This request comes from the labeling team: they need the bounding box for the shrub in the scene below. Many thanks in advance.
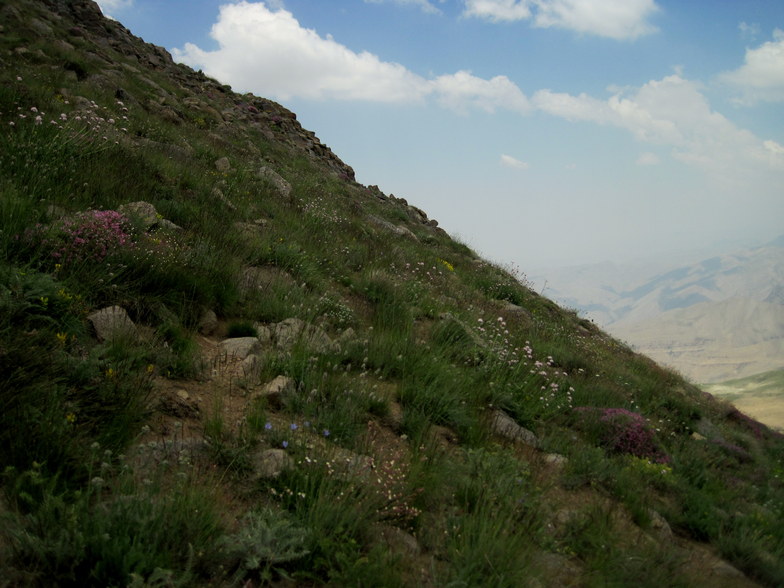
[574,407,670,463]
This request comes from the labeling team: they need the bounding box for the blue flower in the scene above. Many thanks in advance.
[282,440,289,448]
[323,429,330,437]
[264,422,272,430]
[290,423,298,431]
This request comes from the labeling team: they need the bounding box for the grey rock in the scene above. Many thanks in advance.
[214,156,231,172]
[385,401,405,432]
[219,337,261,359]
[544,453,568,467]
[367,214,418,240]
[371,524,421,557]
[491,409,538,447]
[501,301,533,321]
[251,375,295,409]
[119,200,158,230]
[648,509,673,538]
[87,306,137,342]
[211,186,235,210]
[158,389,200,419]
[197,309,218,336]
[711,559,746,579]
[236,354,262,379]
[257,166,292,198]
[254,448,293,479]
[274,318,338,353]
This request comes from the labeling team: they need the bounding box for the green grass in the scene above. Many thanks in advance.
[2,2,784,585]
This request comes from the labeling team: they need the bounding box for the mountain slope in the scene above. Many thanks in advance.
[613,298,784,383]
[1,1,783,586]
[536,241,784,383]
[704,369,784,432]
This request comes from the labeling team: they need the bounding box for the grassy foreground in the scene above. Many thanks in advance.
[1,1,783,586]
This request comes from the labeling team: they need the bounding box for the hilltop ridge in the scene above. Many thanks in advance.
[1,1,784,586]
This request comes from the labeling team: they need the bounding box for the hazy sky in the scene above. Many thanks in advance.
[97,0,784,270]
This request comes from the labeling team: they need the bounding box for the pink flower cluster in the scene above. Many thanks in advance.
[575,406,670,463]
[52,210,135,264]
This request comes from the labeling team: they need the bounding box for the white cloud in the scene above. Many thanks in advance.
[364,0,445,14]
[173,1,530,114]
[431,71,530,113]
[463,0,659,40]
[719,29,784,104]
[531,89,614,123]
[463,0,533,22]
[738,21,760,41]
[95,0,133,15]
[532,0,659,40]
[636,152,659,165]
[532,75,783,176]
[500,154,529,169]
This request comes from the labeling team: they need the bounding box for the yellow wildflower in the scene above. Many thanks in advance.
[438,259,455,272]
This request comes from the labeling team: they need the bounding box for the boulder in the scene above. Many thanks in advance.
[491,410,538,448]
[214,156,231,172]
[251,375,295,409]
[87,305,137,342]
[257,166,292,199]
[273,318,338,354]
[219,336,261,359]
[253,448,292,479]
[197,309,218,336]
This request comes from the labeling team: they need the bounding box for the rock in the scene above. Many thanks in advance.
[273,318,338,354]
[371,524,421,557]
[29,18,53,36]
[331,448,375,478]
[87,306,137,342]
[254,448,292,479]
[648,509,673,538]
[236,354,261,379]
[255,324,273,345]
[133,437,204,467]
[250,375,295,409]
[197,309,218,335]
[532,551,582,588]
[367,214,418,240]
[491,410,538,447]
[257,166,292,198]
[118,200,158,230]
[155,218,182,231]
[239,266,296,296]
[544,453,568,467]
[385,402,405,432]
[158,389,200,418]
[501,301,533,321]
[211,186,235,210]
[711,559,746,579]
[214,156,231,172]
[219,336,261,359]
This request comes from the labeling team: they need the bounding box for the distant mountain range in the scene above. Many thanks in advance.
[533,236,784,383]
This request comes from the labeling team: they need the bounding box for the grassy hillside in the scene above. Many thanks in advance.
[704,370,784,432]
[1,1,783,586]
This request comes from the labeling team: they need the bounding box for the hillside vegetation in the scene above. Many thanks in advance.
[1,1,783,586]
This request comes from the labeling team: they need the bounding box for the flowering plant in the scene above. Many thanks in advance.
[574,406,670,463]
[20,209,135,269]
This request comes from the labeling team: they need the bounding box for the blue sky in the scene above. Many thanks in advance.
[97,0,784,270]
